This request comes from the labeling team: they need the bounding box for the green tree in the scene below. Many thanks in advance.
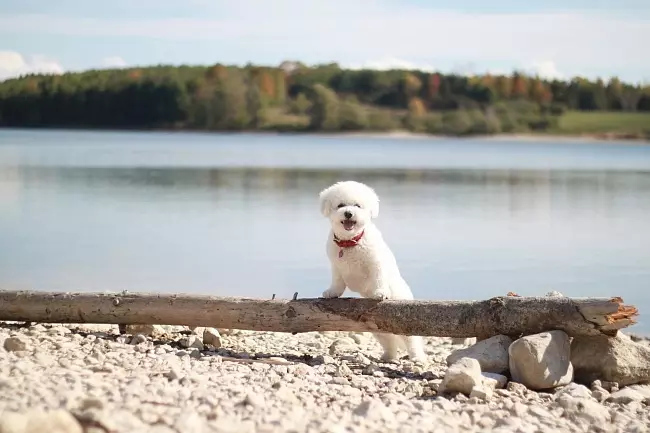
[338,96,368,131]
[309,84,340,131]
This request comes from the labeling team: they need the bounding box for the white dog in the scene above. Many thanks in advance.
[319,180,427,363]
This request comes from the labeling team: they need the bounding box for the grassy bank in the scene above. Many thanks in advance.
[259,106,650,141]
[550,111,650,139]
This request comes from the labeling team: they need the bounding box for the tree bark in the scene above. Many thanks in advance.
[0,290,638,338]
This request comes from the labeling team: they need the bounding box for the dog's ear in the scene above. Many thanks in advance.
[367,187,380,219]
[319,187,332,218]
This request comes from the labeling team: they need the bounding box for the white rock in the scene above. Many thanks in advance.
[124,324,162,336]
[606,385,650,404]
[353,399,391,421]
[129,334,147,345]
[179,335,204,350]
[528,405,553,419]
[1,409,84,433]
[329,338,356,355]
[571,333,650,386]
[202,328,222,348]
[3,336,29,352]
[546,291,565,297]
[555,383,593,400]
[189,326,205,336]
[0,411,28,433]
[591,388,610,402]
[557,395,610,424]
[243,392,265,408]
[335,363,352,377]
[509,331,573,390]
[446,335,512,374]
[481,372,508,389]
[439,357,483,395]
[451,338,477,346]
[469,385,493,401]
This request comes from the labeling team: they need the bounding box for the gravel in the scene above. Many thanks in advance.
[1,322,649,433]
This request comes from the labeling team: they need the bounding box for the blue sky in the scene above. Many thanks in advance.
[1,0,649,83]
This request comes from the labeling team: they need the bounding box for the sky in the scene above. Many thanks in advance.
[1,0,649,83]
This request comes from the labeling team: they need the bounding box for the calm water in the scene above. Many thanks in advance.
[1,129,650,334]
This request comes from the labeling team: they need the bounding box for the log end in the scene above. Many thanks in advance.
[602,297,638,331]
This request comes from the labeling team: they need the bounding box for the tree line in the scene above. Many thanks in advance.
[0,61,649,136]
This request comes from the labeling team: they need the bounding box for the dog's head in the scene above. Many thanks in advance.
[319,181,379,237]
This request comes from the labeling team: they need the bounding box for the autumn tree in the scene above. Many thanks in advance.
[511,72,528,99]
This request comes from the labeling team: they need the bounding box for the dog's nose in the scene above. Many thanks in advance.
[344,211,353,219]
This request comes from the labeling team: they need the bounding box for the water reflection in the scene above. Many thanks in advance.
[5,165,650,222]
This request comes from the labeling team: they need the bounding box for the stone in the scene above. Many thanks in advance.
[571,333,650,386]
[0,411,28,433]
[555,383,593,400]
[329,338,356,355]
[189,326,205,336]
[202,328,222,348]
[179,336,204,350]
[3,337,29,352]
[446,335,512,374]
[439,357,483,395]
[469,385,493,401]
[528,406,553,419]
[509,331,573,390]
[362,364,380,376]
[546,290,565,297]
[451,338,477,346]
[335,363,352,377]
[591,388,610,402]
[313,355,336,365]
[558,395,610,424]
[78,397,104,411]
[481,372,508,389]
[129,334,147,345]
[165,367,185,381]
[124,324,162,336]
[6,409,85,433]
[353,399,390,420]
[506,381,528,394]
[242,392,265,408]
[606,385,650,404]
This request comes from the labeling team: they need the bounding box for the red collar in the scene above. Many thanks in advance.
[333,230,365,248]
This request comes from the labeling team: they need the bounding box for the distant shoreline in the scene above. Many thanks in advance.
[2,126,649,145]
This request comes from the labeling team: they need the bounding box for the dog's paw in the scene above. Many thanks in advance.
[321,288,342,299]
[409,353,428,365]
[370,289,391,300]
[380,352,400,363]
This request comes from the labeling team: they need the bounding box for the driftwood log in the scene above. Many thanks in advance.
[0,290,638,339]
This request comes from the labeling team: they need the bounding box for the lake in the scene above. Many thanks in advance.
[1,128,649,335]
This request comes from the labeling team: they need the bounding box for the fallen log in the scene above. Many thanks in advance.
[0,290,638,339]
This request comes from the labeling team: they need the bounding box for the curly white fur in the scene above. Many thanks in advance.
[318,180,427,363]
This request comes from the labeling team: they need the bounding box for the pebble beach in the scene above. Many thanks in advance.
[1,321,650,433]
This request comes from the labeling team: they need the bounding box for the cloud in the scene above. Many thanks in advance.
[0,1,648,81]
[100,56,128,68]
[346,57,435,72]
[524,61,564,80]
[0,51,64,81]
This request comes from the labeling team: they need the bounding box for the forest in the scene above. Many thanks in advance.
[1,61,649,138]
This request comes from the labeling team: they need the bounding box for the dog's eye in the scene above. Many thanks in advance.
[337,203,345,209]
[354,204,361,208]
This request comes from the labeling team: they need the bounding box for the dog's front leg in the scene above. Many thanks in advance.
[367,273,391,300]
[321,266,346,298]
